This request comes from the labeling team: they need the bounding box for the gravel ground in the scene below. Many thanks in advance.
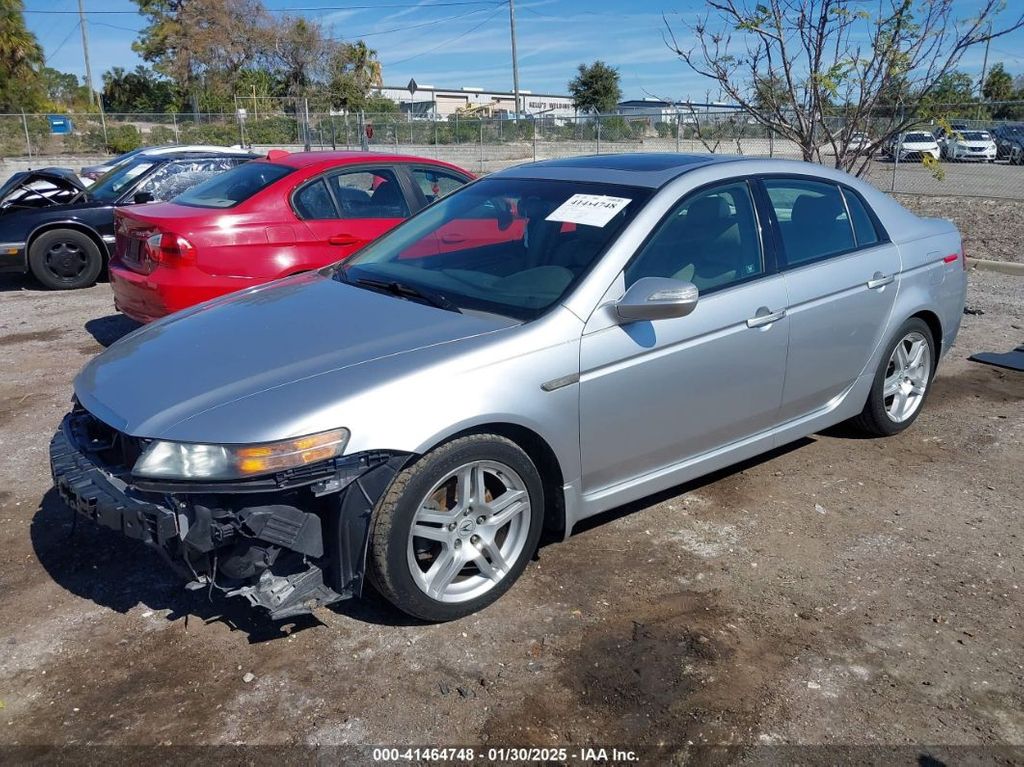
[0,264,1021,757]
[899,195,1024,264]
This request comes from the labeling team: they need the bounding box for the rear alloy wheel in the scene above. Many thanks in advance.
[368,434,544,621]
[28,229,103,290]
[851,318,935,436]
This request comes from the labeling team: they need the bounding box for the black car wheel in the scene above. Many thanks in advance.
[28,229,103,290]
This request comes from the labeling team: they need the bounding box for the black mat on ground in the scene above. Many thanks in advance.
[969,344,1024,372]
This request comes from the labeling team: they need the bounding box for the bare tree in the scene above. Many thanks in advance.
[665,0,1024,175]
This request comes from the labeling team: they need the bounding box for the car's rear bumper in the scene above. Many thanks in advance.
[49,409,410,619]
[109,262,258,323]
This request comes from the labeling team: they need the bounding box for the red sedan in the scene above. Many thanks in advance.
[109,151,474,322]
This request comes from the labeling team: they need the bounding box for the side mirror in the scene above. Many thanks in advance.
[133,191,155,204]
[614,277,699,323]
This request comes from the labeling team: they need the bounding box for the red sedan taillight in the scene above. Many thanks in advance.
[143,232,196,267]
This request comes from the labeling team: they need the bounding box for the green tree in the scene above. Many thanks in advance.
[0,0,45,112]
[667,0,1024,174]
[103,65,178,112]
[132,0,271,112]
[568,60,621,114]
[327,40,384,111]
[983,63,1014,102]
[40,67,91,110]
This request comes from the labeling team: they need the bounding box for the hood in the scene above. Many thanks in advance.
[75,272,515,440]
[0,167,85,210]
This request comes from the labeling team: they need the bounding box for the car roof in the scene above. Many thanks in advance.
[134,150,260,163]
[137,144,252,157]
[264,150,471,174]
[493,153,744,189]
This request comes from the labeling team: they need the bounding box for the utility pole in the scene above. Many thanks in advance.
[508,0,521,123]
[78,0,96,107]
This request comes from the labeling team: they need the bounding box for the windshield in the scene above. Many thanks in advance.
[905,133,934,142]
[961,131,990,141]
[86,159,157,202]
[173,161,293,208]
[334,177,651,321]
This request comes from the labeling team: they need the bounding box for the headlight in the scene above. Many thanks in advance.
[133,428,350,480]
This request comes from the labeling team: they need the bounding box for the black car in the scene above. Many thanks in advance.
[0,150,257,289]
[990,124,1024,163]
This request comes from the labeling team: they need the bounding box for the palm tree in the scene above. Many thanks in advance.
[0,0,45,111]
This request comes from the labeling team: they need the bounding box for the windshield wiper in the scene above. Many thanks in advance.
[343,272,462,313]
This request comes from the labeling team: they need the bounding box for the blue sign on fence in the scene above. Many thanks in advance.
[47,115,74,135]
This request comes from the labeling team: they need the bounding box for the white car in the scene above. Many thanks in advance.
[942,130,997,162]
[848,132,871,153]
[891,132,941,161]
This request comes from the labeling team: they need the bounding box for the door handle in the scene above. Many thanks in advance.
[440,233,466,244]
[746,307,786,328]
[866,272,894,289]
[328,234,362,246]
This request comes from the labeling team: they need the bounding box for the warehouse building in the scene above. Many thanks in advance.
[373,84,576,119]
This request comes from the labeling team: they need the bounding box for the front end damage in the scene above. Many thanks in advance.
[49,406,408,619]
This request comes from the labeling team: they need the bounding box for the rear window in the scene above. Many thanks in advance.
[173,161,294,208]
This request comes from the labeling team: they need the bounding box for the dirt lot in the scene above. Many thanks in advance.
[0,262,1022,759]
[899,195,1024,264]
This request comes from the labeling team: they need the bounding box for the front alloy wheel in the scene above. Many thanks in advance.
[407,460,532,603]
[367,434,544,621]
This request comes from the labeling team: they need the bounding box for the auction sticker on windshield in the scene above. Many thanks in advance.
[546,194,631,227]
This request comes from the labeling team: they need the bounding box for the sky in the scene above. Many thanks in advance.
[23,0,1024,102]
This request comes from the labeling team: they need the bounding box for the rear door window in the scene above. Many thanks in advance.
[327,168,411,219]
[411,167,470,205]
[763,178,855,267]
[841,189,880,248]
[293,179,338,220]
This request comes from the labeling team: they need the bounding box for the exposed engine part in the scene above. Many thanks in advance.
[227,564,342,620]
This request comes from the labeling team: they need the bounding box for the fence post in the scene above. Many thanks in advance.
[768,125,773,157]
[890,142,899,193]
[172,112,179,143]
[479,120,484,173]
[596,117,601,154]
[533,120,537,162]
[21,111,32,157]
[676,113,681,153]
[303,98,311,151]
[455,113,459,145]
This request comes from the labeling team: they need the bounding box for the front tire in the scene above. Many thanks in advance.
[28,229,103,290]
[367,434,544,621]
[851,318,936,437]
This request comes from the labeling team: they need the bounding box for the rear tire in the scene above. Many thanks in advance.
[28,229,103,290]
[851,318,936,437]
[367,434,544,622]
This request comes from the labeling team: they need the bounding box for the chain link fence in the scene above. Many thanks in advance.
[3,106,1024,200]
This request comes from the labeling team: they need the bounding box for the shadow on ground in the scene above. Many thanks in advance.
[85,314,141,347]
[31,487,424,641]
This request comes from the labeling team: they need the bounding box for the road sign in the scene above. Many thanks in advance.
[407,78,418,97]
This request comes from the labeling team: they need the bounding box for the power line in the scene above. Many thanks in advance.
[43,20,81,64]
[382,4,504,66]
[22,1,498,13]
[335,5,497,39]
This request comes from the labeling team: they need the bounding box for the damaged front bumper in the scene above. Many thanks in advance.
[49,409,408,619]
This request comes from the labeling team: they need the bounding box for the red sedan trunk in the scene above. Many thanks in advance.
[109,151,474,323]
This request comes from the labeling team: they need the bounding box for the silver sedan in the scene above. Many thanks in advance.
[52,153,966,621]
